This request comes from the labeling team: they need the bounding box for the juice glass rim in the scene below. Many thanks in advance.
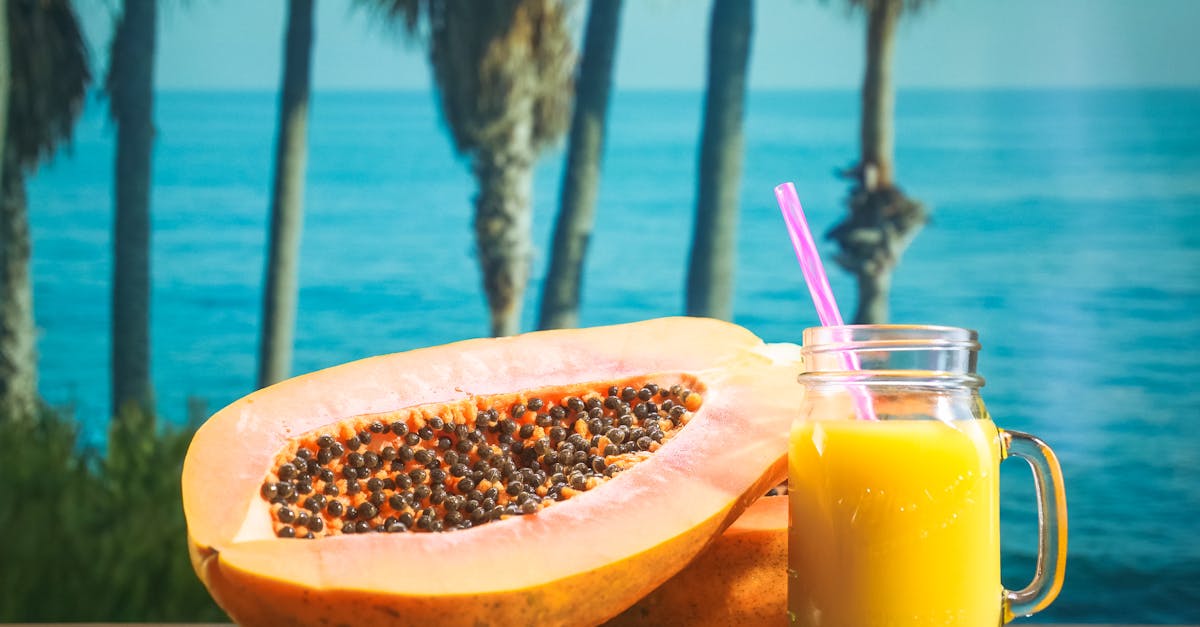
[801,324,981,355]
[799,324,984,389]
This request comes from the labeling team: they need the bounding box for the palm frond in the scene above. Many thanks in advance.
[370,0,575,157]
[838,0,931,15]
[5,0,92,171]
[358,0,423,34]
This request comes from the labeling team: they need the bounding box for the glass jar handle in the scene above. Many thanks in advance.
[1000,429,1069,622]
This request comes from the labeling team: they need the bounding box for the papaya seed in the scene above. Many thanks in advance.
[264,379,704,537]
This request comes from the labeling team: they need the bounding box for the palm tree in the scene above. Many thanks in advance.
[537,0,624,331]
[258,0,315,388]
[373,0,574,337]
[107,0,157,420]
[0,0,9,208]
[0,0,91,421]
[827,0,929,324]
[684,0,753,321]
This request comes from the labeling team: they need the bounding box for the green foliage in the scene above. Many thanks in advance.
[6,0,91,171]
[370,0,575,157]
[0,407,227,622]
[838,0,932,13]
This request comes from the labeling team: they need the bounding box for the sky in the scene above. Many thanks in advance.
[75,0,1200,91]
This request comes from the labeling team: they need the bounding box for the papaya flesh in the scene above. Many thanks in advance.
[257,374,709,538]
[608,494,788,626]
[182,317,802,626]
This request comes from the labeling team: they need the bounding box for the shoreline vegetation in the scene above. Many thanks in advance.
[0,406,225,621]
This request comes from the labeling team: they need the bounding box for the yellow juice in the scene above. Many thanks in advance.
[787,417,1002,626]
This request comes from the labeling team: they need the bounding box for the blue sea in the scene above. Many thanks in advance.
[27,89,1200,623]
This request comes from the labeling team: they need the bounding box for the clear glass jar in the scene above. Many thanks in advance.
[787,325,1067,626]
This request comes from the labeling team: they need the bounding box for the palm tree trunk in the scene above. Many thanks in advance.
[851,0,901,325]
[110,0,156,420]
[0,4,14,415]
[830,0,925,325]
[537,0,623,331]
[860,0,900,189]
[258,0,314,388]
[0,163,37,421]
[473,122,534,338]
[685,0,753,321]
[854,264,889,325]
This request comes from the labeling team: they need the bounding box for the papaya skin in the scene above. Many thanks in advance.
[608,495,787,627]
[194,504,734,627]
[182,317,803,627]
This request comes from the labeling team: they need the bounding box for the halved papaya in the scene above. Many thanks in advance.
[183,317,801,626]
[608,494,788,626]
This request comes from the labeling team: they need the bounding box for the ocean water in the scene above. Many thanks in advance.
[27,89,1200,623]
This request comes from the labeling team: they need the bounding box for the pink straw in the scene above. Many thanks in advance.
[774,182,877,421]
